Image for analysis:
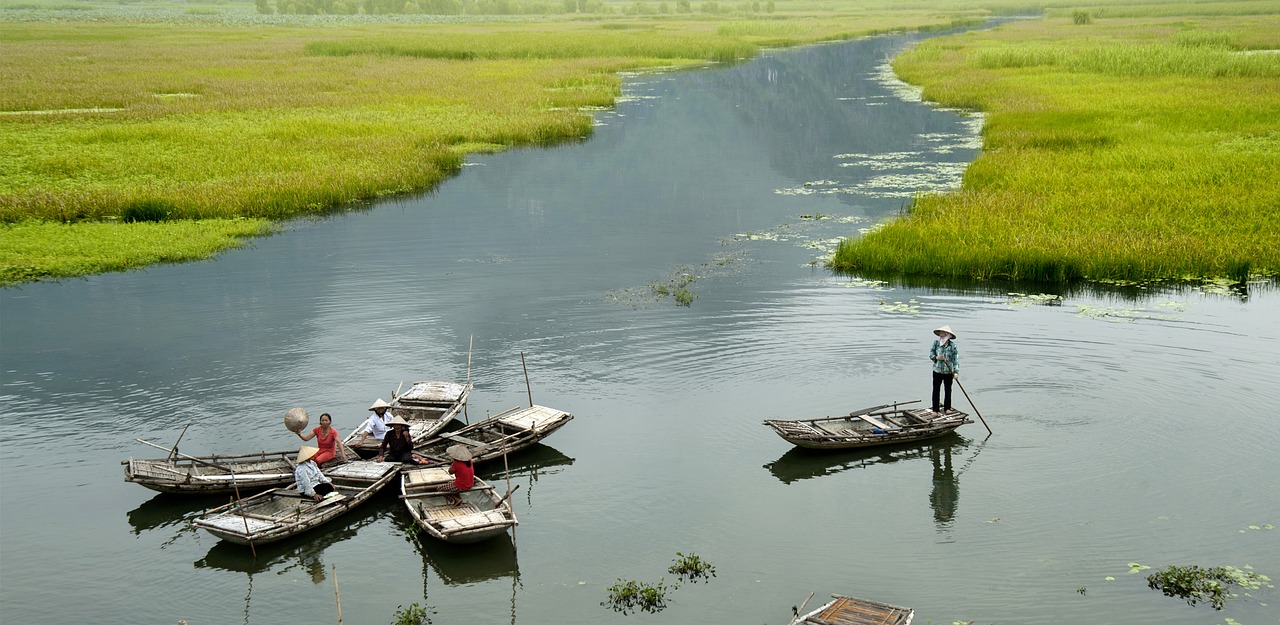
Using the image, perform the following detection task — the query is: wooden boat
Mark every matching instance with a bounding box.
[123,450,299,495]
[791,594,914,625]
[413,404,573,466]
[400,467,517,543]
[763,401,970,450]
[345,380,472,458]
[192,460,399,545]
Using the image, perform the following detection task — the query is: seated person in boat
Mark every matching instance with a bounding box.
[440,444,475,505]
[376,416,415,464]
[354,398,393,447]
[295,412,347,465]
[294,446,336,502]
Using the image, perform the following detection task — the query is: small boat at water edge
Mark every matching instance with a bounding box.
[791,593,914,625]
[345,380,472,458]
[414,404,573,466]
[763,401,971,451]
[192,460,399,545]
[401,467,517,544]
[123,449,299,495]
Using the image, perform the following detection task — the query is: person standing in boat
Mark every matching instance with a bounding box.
[930,325,959,414]
[294,412,347,466]
[354,398,394,447]
[376,416,415,464]
[294,446,335,503]
[440,444,475,506]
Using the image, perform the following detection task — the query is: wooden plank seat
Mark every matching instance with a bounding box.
[439,432,487,447]
[856,415,894,430]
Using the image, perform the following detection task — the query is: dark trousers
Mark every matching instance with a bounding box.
[315,482,335,497]
[932,371,954,412]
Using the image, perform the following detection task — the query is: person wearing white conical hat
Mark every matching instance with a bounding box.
[294,445,335,502]
[930,325,959,414]
[375,416,415,464]
[355,398,394,448]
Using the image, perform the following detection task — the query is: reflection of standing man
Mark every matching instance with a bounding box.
[929,444,958,528]
[930,325,959,414]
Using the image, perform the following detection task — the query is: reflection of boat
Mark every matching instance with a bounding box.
[193,496,390,574]
[479,442,574,479]
[127,492,225,535]
[791,593,914,625]
[401,467,517,544]
[192,461,398,545]
[345,381,472,458]
[764,436,967,484]
[415,405,573,466]
[763,401,970,450]
[395,512,521,586]
[123,449,298,495]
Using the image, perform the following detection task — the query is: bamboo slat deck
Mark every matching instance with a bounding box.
[414,405,573,465]
[345,380,472,458]
[401,468,517,544]
[798,595,914,625]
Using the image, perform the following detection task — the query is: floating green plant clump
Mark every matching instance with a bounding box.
[668,552,716,584]
[602,578,672,614]
[1146,564,1271,610]
[391,602,433,625]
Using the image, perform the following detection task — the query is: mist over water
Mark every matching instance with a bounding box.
[3,27,1277,625]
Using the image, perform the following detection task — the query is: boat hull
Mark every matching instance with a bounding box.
[401,468,517,544]
[764,402,971,451]
[122,451,297,495]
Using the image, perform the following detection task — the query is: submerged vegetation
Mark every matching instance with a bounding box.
[830,8,1280,284]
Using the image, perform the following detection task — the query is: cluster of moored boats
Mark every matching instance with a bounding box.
[123,379,573,547]
[124,386,966,620]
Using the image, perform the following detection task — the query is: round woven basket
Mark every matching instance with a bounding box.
[284,407,309,433]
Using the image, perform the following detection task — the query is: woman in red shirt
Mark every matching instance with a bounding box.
[296,412,347,466]
[441,444,474,505]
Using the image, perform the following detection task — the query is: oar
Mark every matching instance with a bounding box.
[942,361,992,435]
[167,423,192,462]
[135,438,233,471]
[494,484,521,510]
[520,351,533,407]
[787,592,815,625]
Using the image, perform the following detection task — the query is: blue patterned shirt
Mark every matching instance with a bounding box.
[930,339,959,374]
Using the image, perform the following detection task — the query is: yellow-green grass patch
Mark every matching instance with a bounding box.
[831,12,1280,283]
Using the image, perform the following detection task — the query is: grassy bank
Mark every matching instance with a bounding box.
[829,7,1280,284]
[0,3,1001,285]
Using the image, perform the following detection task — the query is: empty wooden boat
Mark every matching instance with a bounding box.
[401,467,517,544]
[414,405,573,466]
[123,449,300,495]
[192,461,399,545]
[791,594,914,625]
[763,401,970,450]
[345,381,472,458]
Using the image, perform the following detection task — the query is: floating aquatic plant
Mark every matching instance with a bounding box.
[668,552,716,584]
[1146,564,1271,610]
[878,300,920,314]
[601,578,672,614]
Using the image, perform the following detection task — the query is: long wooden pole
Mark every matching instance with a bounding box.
[520,352,532,408]
[942,361,991,435]
[227,464,257,558]
[787,592,815,625]
[332,564,343,625]
[466,335,474,424]
[134,438,233,471]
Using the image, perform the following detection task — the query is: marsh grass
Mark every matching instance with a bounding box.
[1,6,994,284]
[831,11,1280,283]
[0,218,273,283]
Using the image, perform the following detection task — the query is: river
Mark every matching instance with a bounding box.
[1,26,1277,625]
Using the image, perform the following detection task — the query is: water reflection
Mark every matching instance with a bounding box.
[764,435,970,484]
[127,493,225,536]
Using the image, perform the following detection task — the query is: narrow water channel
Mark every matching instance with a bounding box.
[1,26,1277,625]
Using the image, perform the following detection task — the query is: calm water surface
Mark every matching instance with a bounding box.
[2,29,1277,625]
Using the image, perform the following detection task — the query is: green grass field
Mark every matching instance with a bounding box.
[829,9,1280,284]
[0,2,1008,284]
[3,0,1279,285]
